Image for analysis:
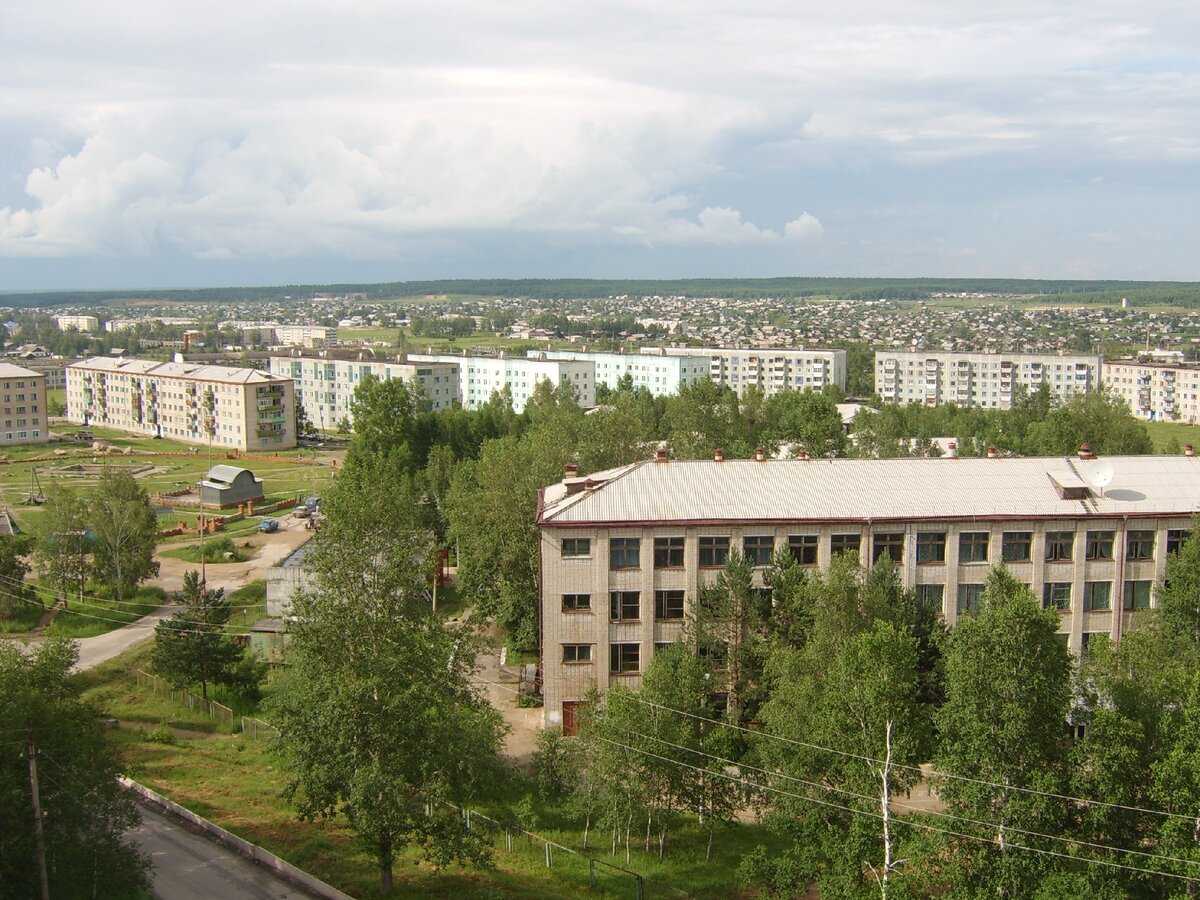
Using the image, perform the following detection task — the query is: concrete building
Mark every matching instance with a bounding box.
[537,451,1198,730]
[407,351,594,413]
[54,315,100,333]
[268,353,460,431]
[875,351,1103,409]
[223,322,337,349]
[528,348,709,397]
[1104,359,1200,423]
[66,357,296,450]
[0,363,48,446]
[199,465,265,509]
[647,347,847,397]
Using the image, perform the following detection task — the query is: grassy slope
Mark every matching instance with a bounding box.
[1144,420,1200,453]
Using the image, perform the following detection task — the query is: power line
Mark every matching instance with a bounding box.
[6,593,256,636]
[0,572,265,610]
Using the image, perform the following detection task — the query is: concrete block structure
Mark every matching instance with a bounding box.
[649,347,847,397]
[66,357,295,451]
[529,348,710,397]
[537,451,1199,730]
[407,351,594,413]
[199,465,265,509]
[54,315,99,332]
[1104,359,1200,423]
[875,351,1102,409]
[0,363,48,445]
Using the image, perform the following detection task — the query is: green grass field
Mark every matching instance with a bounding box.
[1144,420,1200,453]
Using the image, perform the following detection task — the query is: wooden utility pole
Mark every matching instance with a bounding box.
[27,729,50,900]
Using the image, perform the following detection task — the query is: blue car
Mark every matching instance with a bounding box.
[257,518,279,533]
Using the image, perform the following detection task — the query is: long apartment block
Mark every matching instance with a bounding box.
[268,353,460,431]
[66,357,296,451]
[0,363,47,446]
[875,351,1102,408]
[527,348,710,397]
[407,351,594,413]
[537,452,1197,730]
[646,346,847,397]
[1104,359,1200,424]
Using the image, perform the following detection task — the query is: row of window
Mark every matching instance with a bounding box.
[563,590,687,620]
[943,579,1152,614]
[565,530,1190,569]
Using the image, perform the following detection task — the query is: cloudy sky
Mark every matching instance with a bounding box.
[3,1,1199,289]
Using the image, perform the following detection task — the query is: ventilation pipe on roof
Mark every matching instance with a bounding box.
[987,445,998,459]
[1187,444,1195,458]
[655,449,668,463]
[796,449,808,460]
[583,478,596,491]
[1079,442,1096,460]
[754,447,766,462]
[713,448,725,462]
[563,463,579,481]
[946,441,958,459]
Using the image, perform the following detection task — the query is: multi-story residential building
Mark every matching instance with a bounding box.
[1104,359,1200,423]
[528,348,710,397]
[647,347,847,397]
[268,353,460,430]
[537,451,1198,731]
[0,364,48,445]
[54,315,100,333]
[407,351,595,413]
[105,317,198,332]
[66,357,296,450]
[222,322,337,349]
[874,351,1102,409]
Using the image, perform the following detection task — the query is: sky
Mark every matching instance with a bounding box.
[2,1,1200,290]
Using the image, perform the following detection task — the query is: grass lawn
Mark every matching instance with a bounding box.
[0,599,46,633]
[45,586,169,639]
[1144,420,1200,453]
[159,536,251,564]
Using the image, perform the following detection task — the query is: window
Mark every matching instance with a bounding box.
[610,643,640,674]
[1085,531,1114,561]
[1043,582,1072,611]
[699,536,730,568]
[610,538,640,569]
[655,589,685,620]
[1127,530,1155,561]
[959,532,989,564]
[561,538,591,558]
[957,584,984,614]
[831,533,861,557]
[654,536,684,568]
[609,591,640,621]
[1123,580,1152,610]
[789,534,818,565]
[562,644,592,663]
[654,641,674,655]
[561,593,591,612]
[698,641,729,668]
[1168,529,1191,555]
[917,584,945,612]
[1045,532,1075,562]
[873,533,904,563]
[743,535,774,566]
[1083,581,1112,611]
[917,533,947,564]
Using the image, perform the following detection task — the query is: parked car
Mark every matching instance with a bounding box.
[304,496,321,511]
[293,506,311,519]
[257,518,279,533]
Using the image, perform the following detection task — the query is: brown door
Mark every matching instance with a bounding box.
[562,701,580,736]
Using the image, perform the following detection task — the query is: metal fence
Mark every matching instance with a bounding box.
[135,669,235,724]
[240,717,280,741]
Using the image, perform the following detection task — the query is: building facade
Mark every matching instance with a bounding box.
[268,353,460,431]
[53,315,99,332]
[875,351,1103,408]
[649,347,847,397]
[0,364,48,445]
[537,453,1198,729]
[1104,359,1200,423]
[528,348,710,397]
[66,357,296,450]
[407,351,595,412]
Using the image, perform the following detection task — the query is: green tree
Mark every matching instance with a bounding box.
[1157,524,1200,645]
[89,468,160,601]
[33,486,92,602]
[764,389,847,458]
[0,533,34,620]
[1024,389,1152,456]
[349,374,435,469]
[1151,671,1200,891]
[0,636,149,897]
[295,396,314,436]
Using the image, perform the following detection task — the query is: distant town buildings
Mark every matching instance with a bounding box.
[652,347,847,397]
[268,352,460,430]
[222,322,338,349]
[537,452,1199,730]
[53,315,100,333]
[66,357,295,450]
[529,348,710,397]
[875,351,1103,409]
[105,317,198,332]
[407,351,595,413]
[0,363,47,445]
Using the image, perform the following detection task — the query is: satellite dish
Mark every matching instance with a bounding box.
[1087,459,1115,495]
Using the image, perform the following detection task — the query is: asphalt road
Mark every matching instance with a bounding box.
[129,804,315,900]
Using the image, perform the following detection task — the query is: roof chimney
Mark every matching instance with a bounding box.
[946,441,958,459]
[655,448,668,463]
[754,447,765,462]
[1079,442,1096,460]
[796,448,808,460]
[713,448,724,462]
[583,478,596,491]
[563,463,579,481]
[1187,444,1195,458]
[987,445,998,459]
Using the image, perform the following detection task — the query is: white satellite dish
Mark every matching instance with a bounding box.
[1087,459,1115,496]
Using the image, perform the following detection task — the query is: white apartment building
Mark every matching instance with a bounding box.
[54,315,100,333]
[407,352,595,413]
[223,322,337,349]
[1104,359,1200,423]
[66,357,296,451]
[537,452,1197,730]
[268,354,460,430]
[0,364,47,445]
[647,347,847,397]
[875,351,1103,409]
[528,348,709,397]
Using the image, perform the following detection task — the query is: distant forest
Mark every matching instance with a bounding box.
[4,277,1200,307]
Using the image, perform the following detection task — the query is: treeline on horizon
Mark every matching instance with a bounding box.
[5,277,1200,308]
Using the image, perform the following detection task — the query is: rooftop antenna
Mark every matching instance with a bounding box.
[1087,459,1115,498]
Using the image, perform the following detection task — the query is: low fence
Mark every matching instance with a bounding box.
[240,717,280,741]
[135,670,234,724]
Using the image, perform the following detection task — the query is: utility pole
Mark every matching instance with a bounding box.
[27,729,50,900]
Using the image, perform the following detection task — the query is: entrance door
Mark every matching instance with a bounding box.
[562,701,580,736]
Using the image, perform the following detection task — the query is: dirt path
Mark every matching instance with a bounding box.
[471,620,542,766]
[154,515,313,593]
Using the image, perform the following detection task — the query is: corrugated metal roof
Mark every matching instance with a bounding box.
[70,357,285,384]
[538,456,1200,525]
